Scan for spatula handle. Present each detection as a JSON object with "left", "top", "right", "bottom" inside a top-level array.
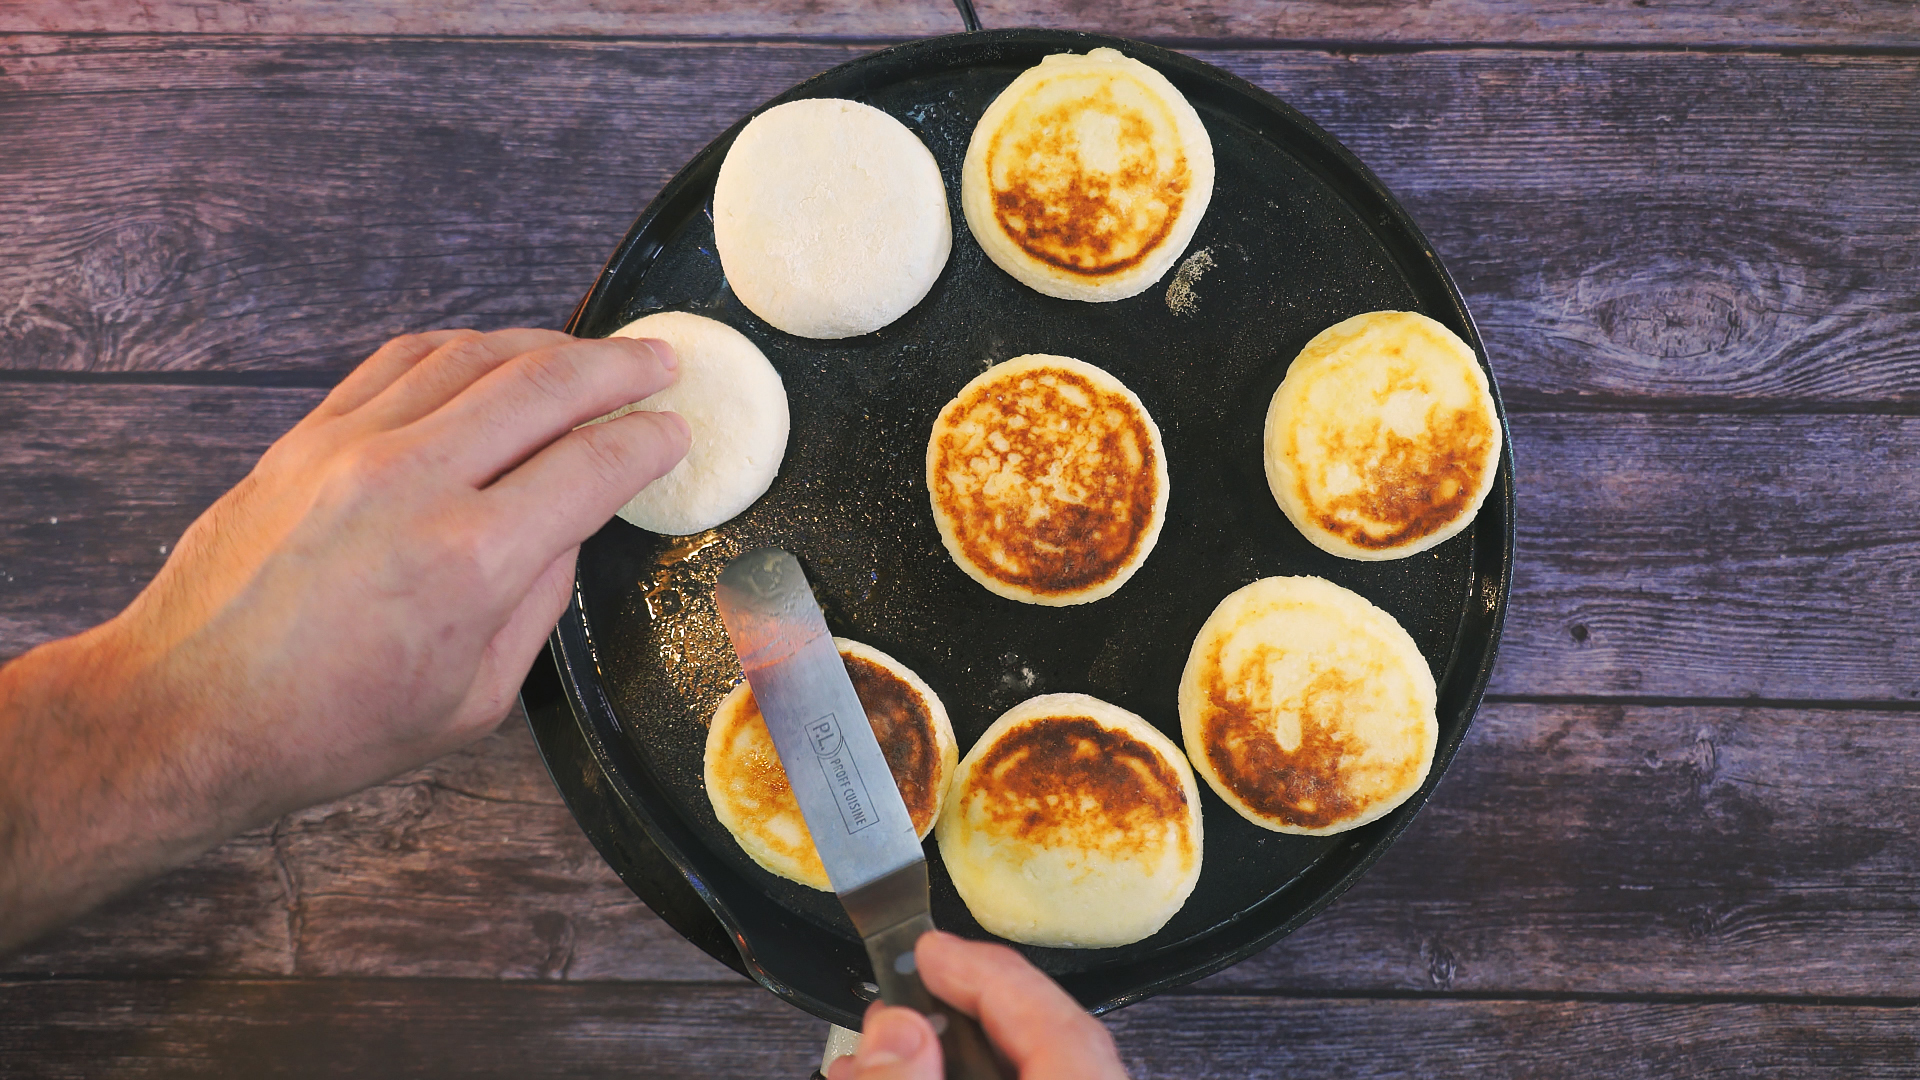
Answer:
[{"left": 865, "top": 915, "right": 1009, "bottom": 1080}]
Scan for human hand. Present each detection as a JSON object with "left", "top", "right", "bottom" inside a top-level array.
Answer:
[
  {"left": 0, "top": 328, "right": 687, "bottom": 948},
  {"left": 826, "top": 931, "right": 1129, "bottom": 1080}
]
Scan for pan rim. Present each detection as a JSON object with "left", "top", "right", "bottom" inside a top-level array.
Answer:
[{"left": 532, "top": 26, "right": 1516, "bottom": 1026}]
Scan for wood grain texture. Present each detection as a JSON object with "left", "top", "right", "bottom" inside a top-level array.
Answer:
[
  {"left": 1208, "top": 702, "right": 1920, "bottom": 996},
  {"left": 2, "top": 709, "right": 739, "bottom": 983},
  {"left": 3, "top": 980, "right": 1917, "bottom": 1078},
  {"left": 14, "top": 694, "right": 1920, "bottom": 998},
  {"left": 0, "top": 980, "right": 825, "bottom": 1078},
  {"left": 7, "top": 0, "right": 1919, "bottom": 47},
  {"left": 1498, "top": 411, "right": 1920, "bottom": 700},
  {"left": 8, "top": 385, "right": 1918, "bottom": 698},
  {"left": 0, "top": 384, "right": 313, "bottom": 653},
  {"left": 3, "top": 39, "right": 1916, "bottom": 408}
]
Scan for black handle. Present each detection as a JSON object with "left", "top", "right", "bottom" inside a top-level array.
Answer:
[
  {"left": 865, "top": 916, "right": 1009, "bottom": 1080},
  {"left": 950, "top": 0, "right": 983, "bottom": 32}
]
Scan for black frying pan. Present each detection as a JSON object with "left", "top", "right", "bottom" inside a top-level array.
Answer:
[{"left": 528, "top": 28, "right": 1515, "bottom": 1029}]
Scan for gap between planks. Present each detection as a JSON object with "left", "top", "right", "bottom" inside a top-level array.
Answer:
[
  {"left": 6, "top": 975, "right": 1919, "bottom": 1010},
  {"left": 8, "top": 370, "right": 1920, "bottom": 419},
  {"left": 7, "top": 32, "right": 1920, "bottom": 57}
]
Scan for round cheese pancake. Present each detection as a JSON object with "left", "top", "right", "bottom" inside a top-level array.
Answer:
[
  {"left": 961, "top": 48, "right": 1214, "bottom": 302},
  {"left": 1264, "top": 310, "right": 1502, "bottom": 560},
  {"left": 936, "top": 693, "right": 1202, "bottom": 948},
  {"left": 1179, "top": 576, "right": 1437, "bottom": 835},
  {"left": 927, "top": 355, "right": 1168, "bottom": 606},
  {"left": 705, "top": 639, "right": 957, "bottom": 891},
  {"left": 594, "top": 311, "right": 788, "bottom": 536},
  {"left": 714, "top": 97, "right": 952, "bottom": 339}
]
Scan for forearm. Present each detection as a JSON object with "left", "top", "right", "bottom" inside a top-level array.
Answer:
[
  {"left": 0, "top": 328, "right": 687, "bottom": 956},
  {"left": 0, "top": 620, "right": 256, "bottom": 954}
]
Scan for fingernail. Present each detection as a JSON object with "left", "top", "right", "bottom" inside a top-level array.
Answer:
[
  {"left": 646, "top": 338, "right": 678, "bottom": 372},
  {"left": 858, "top": 1007, "right": 928, "bottom": 1066}
]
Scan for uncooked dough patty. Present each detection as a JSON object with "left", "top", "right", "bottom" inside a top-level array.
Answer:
[
  {"left": 704, "top": 638, "right": 956, "bottom": 891},
  {"left": 595, "top": 311, "right": 788, "bottom": 536},
  {"left": 714, "top": 97, "right": 952, "bottom": 339},
  {"left": 935, "top": 693, "right": 1203, "bottom": 948},
  {"left": 1264, "top": 310, "right": 1502, "bottom": 560},
  {"left": 961, "top": 48, "right": 1214, "bottom": 302},
  {"left": 926, "top": 355, "right": 1168, "bottom": 606},
  {"left": 1179, "top": 576, "right": 1437, "bottom": 835}
]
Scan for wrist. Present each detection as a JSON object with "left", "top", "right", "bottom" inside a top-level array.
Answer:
[{"left": 0, "top": 616, "right": 257, "bottom": 951}]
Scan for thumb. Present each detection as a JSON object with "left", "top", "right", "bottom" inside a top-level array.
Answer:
[{"left": 827, "top": 1004, "right": 942, "bottom": 1080}]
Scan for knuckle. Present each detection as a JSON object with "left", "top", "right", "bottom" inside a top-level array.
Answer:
[
  {"left": 439, "top": 521, "right": 505, "bottom": 588},
  {"left": 575, "top": 419, "right": 645, "bottom": 489},
  {"left": 333, "top": 434, "right": 420, "bottom": 498},
  {"left": 436, "top": 333, "right": 500, "bottom": 373},
  {"left": 518, "top": 345, "right": 588, "bottom": 403}
]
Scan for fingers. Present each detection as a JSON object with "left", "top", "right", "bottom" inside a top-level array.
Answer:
[
  {"left": 318, "top": 329, "right": 481, "bottom": 419},
  {"left": 916, "top": 931, "right": 1129, "bottom": 1079},
  {"left": 484, "top": 406, "right": 691, "bottom": 564},
  {"left": 415, "top": 336, "right": 680, "bottom": 486},
  {"left": 454, "top": 545, "right": 579, "bottom": 734},
  {"left": 825, "top": 1004, "right": 941, "bottom": 1080},
  {"left": 359, "top": 328, "right": 578, "bottom": 431}
]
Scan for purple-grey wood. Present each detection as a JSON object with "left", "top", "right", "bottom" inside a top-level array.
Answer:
[
  {"left": 1, "top": 715, "right": 741, "bottom": 984},
  {"left": 1205, "top": 702, "right": 1920, "bottom": 996},
  {"left": 12, "top": 687, "right": 1920, "bottom": 997},
  {"left": 2, "top": 40, "right": 1916, "bottom": 409},
  {"left": 5, "top": 0, "right": 1918, "bottom": 47},
  {"left": 7, "top": 385, "right": 1918, "bottom": 699},
  {"left": 4, "top": 17, "right": 1916, "bottom": 1069},
  {"left": 2, "top": 979, "right": 1917, "bottom": 1077},
  {"left": 0, "top": 979, "right": 826, "bottom": 1078}
]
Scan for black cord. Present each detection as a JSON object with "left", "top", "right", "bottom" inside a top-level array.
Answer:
[{"left": 951, "top": 0, "right": 984, "bottom": 32}]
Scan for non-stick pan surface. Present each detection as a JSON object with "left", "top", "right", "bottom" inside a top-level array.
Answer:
[{"left": 534, "top": 28, "right": 1515, "bottom": 1028}]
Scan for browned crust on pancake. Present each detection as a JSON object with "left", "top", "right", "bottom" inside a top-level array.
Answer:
[
  {"left": 1193, "top": 642, "right": 1421, "bottom": 831},
  {"left": 930, "top": 365, "right": 1160, "bottom": 597},
  {"left": 969, "top": 715, "right": 1194, "bottom": 861},
  {"left": 1290, "top": 402, "right": 1498, "bottom": 552},
  {"left": 985, "top": 85, "right": 1189, "bottom": 281},
  {"left": 846, "top": 654, "right": 941, "bottom": 830},
  {"left": 721, "top": 655, "right": 942, "bottom": 833}
]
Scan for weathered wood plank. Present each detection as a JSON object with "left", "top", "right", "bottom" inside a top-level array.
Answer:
[
  {"left": 1112, "top": 996, "right": 1920, "bottom": 1078},
  {"left": 1500, "top": 411, "right": 1920, "bottom": 700},
  {"left": 3, "top": 979, "right": 1917, "bottom": 1078},
  {"left": 7, "top": 385, "right": 1918, "bottom": 698},
  {"left": 0, "top": 384, "right": 314, "bottom": 653},
  {"left": 2, "top": 39, "right": 1915, "bottom": 407},
  {"left": 1208, "top": 702, "right": 1920, "bottom": 996},
  {"left": 2, "top": 710, "right": 743, "bottom": 983},
  {"left": 15, "top": 698, "right": 1920, "bottom": 998},
  {"left": 0, "top": 980, "right": 825, "bottom": 1078},
  {"left": 7, "top": 0, "right": 1918, "bottom": 47}
]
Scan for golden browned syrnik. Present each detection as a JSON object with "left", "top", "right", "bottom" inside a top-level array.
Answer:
[
  {"left": 1178, "top": 576, "right": 1438, "bottom": 836},
  {"left": 935, "top": 693, "right": 1204, "bottom": 948},
  {"left": 962, "top": 48, "right": 1216, "bottom": 302},
  {"left": 927, "top": 355, "right": 1169, "bottom": 606},
  {"left": 1264, "top": 310, "right": 1502, "bottom": 561},
  {"left": 704, "top": 639, "right": 955, "bottom": 890}
]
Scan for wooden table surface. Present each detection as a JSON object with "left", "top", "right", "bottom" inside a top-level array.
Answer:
[{"left": 4, "top": 1, "right": 1918, "bottom": 1075}]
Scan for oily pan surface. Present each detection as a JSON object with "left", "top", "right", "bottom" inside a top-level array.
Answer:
[{"left": 564, "top": 33, "right": 1506, "bottom": 989}]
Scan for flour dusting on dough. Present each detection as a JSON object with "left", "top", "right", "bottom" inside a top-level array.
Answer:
[{"left": 1166, "top": 247, "right": 1215, "bottom": 316}]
